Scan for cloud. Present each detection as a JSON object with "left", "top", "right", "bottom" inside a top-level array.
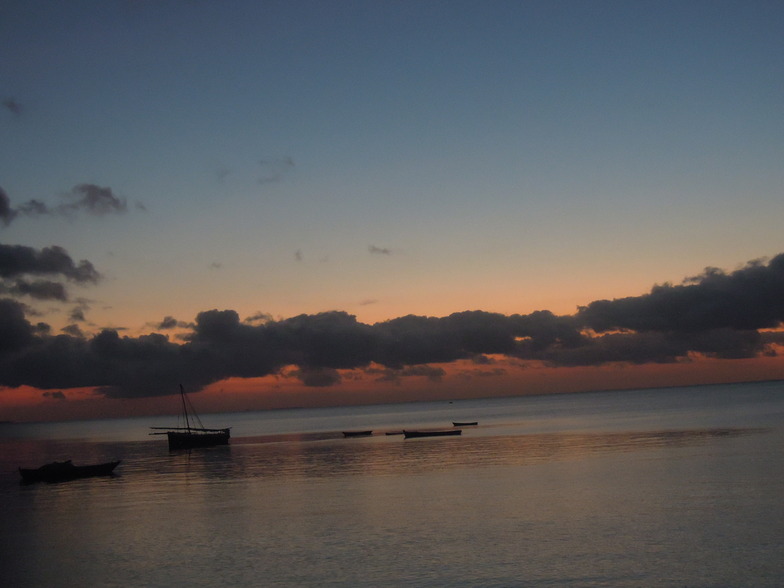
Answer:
[
  {"left": 371, "top": 365, "right": 446, "bottom": 384},
  {"left": 0, "top": 244, "right": 101, "bottom": 284},
  {"left": 2, "top": 98, "right": 22, "bottom": 116},
  {"left": 62, "top": 324, "right": 85, "bottom": 338},
  {"left": 577, "top": 255, "right": 784, "bottom": 332},
  {"left": 0, "top": 298, "right": 37, "bottom": 354},
  {"left": 0, "top": 188, "right": 17, "bottom": 225},
  {"left": 0, "top": 254, "right": 783, "bottom": 400},
  {"left": 0, "top": 279, "right": 68, "bottom": 301},
  {"left": 258, "top": 156, "right": 295, "bottom": 184},
  {"left": 400, "top": 365, "right": 446, "bottom": 381},
  {"left": 158, "top": 316, "right": 179, "bottom": 330},
  {"left": 243, "top": 312, "right": 273, "bottom": 325},
  {"left": 69, "top": 305, "right": 88, "bottom": 323},
  {"left": 292, "top": 366, "right": 342, "bottom": 387},
  {"left": 43, "top": 390, "right": 66, "bottom": 400},
  {"left": 369, "top": 245, "right": 392, "bottom": 255},
  {"left": 216, "top": 166, "right": 231, "bottom": 182},
  {"left": 0, "top": 245, "right": 100, "bottom": 321},
  {"left": 0, "top": 184, "right": 138, "bottom": 225},
  {"left": 17, "top": 200, "right": 49, "bottom": 216},
  {"left": 59, "top": 184, "right": 128, "bottom": 216},
  {"left": 155, "top": 315, "right": 193, "bottom": 330}
]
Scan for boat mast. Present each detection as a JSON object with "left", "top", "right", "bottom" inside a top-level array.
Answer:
[{"left": 180, "top": 384, "right": 192, "bottom": 433}]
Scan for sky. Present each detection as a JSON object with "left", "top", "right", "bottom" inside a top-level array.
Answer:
[{"left": 1, "top": 0, "right": 784, "bottom": 422}]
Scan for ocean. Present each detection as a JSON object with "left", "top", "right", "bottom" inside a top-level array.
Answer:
[{"left": 1, "top": 381, "right": 783, "bottom": 587}]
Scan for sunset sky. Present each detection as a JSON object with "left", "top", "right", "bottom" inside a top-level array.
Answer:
[{"left": 2, "top": 1, "right": 784, "bottom": 422}]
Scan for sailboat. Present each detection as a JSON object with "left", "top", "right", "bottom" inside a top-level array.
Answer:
[{"left": 150, "top": 384, "right": 231, "bottom": 450}]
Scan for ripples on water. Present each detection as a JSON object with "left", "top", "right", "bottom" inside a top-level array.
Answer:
[
  {"left": 2, "top": 382, "right": 784, "bottom": 587},
  {"left": 4, "top": 425, "right": 761, "bottom": 482}
]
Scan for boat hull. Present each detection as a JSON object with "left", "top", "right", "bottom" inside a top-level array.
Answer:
[
  {"left": 403, "top": 430, "right": 462, "bottom": 439},
  {"left": 151, "top": 385, "right": 231, "bottom": 450},
  {"left": 167, "top": 429, "right": 230, "bottom": 450},
  {"left": 343, "top": 431, "right": 373, "bottom": 438},
  {"left": 19, "top": 460, "right": 121, "bottom": 483},
  {"left": 452, "top": 421, "right": 478, "bottom": 426}
]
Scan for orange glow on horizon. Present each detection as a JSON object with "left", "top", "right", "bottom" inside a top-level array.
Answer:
[{"left": 2, "top": 352, "right": 784, "bottom": 423}]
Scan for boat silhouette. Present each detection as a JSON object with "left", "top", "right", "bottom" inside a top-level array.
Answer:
[{"left": 150, "top": 384, "right": 230, "bottom": 449}]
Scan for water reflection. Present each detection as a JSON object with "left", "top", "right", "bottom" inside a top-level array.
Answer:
[
  {"left": 1, "top": 420, "right": 779, "bottom": 588},
  {"left": 119, "top": 426, "right": 763, "bottom": 484},
  {"left": 1, "top": 426, "right": 763, "bottom": 489}
]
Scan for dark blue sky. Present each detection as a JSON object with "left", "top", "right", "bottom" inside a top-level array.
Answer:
[{"left": 2, "top": 0, "right": 783, "bottom": 333}]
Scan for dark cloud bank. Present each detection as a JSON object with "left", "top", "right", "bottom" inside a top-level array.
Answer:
[{"left": 1, "top": 251, "right": 784, "bottom": 400}]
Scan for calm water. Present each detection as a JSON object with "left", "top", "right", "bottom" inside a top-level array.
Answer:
[{"left": 2, "top": 382, "right": 783, "bottom": 587}]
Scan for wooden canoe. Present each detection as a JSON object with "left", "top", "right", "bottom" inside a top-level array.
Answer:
[{"left": 19, "top": 460, "right": 121, "bottom": 483}]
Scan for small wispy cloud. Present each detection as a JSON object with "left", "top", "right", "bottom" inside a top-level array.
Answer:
[
  {"left": 369, "top": 245, "right": 392, "bottom": 255},
  {"left": 155, "top": 316, "right": 192, "bottom": 330},
  {"left": 1, "top": 184, "right": 142, "bottom": 226},
  {"left": 60, "top": 184, "right": 128, "bottom": 216},
  {"left": 258, "top": 156, "right": 295, "bottom": 184},
  {"left": 216, "top": 166, "right": 231, "bottom": 182},
  {"left": 158, "top": 316, "right": 178, "bottom": 330},
  {"left": 243, "top": 312, "right": 273, "bottom": 325},
  {"left": 2, "top": 98, "right": 22, "bottom": 116},
  {"left": 69, "top": 299, "right": 92, "bottom": 322}
]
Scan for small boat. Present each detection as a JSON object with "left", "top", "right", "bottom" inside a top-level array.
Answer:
[
  {"left": 19, "top": 460, "right": 121, "bottom": 483},
  {"left": 452, "top": 421, "right": 478, "bottom": 426},
  {"left": 404, "top": 430, "right": 462, "bottom": 439},
  {"left": 343, "top": 430, "right": 373, "bottom": 438},
  {"left": 385, "top": 431, "right": 405, "bottom": 436},
  {"left": 150, "top": 384, "right": 230, "bottom": 450}
]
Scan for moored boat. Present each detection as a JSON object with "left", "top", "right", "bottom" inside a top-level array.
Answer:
[
  {"left": 150, "top": 384, "right": 230, "bottom": 450},
  {"left": 343, "top": 430, "right": 373, "bottom": 437},
  {"left": 19, "top": 460, "right": 121, "bottom": 483},
  {"left": 452, "top": 421, "right": 478, "bottom": 426},
  {"left": 164, "top": 428, "right": 231, "bottom": 449},
  {"left": 403, "top": 429, "right": 462, "bottom": 439}
]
